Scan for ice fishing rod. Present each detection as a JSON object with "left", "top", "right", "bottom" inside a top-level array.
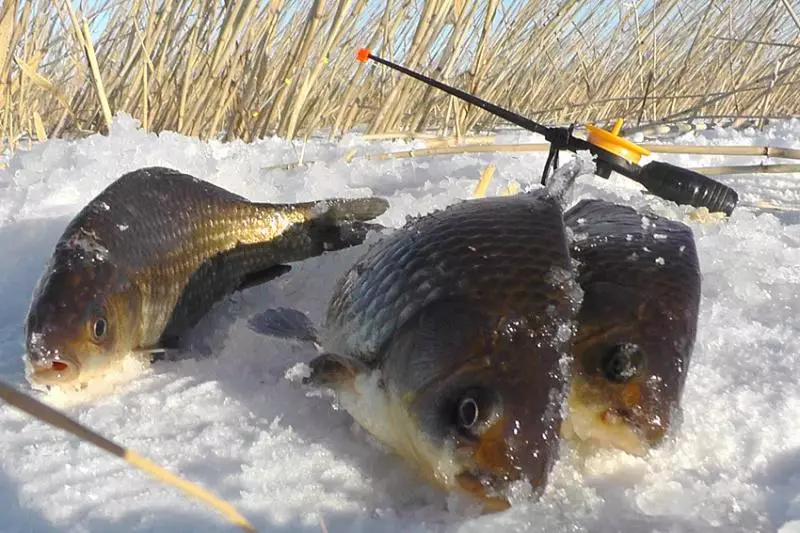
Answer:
[{"left": 356, "top": 48, "right": 739, "bottom": 215}]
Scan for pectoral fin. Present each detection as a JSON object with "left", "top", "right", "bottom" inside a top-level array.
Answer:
[
  {"left": 305, "top": 353, "right": 368, "bottom": 391},
  {"left": 248, "top": 307, "right": 319, "bottom": 344}
]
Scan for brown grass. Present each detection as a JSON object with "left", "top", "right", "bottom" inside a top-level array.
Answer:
[{"left": 3, "top": 0, "right": 800, "bottom": 151}]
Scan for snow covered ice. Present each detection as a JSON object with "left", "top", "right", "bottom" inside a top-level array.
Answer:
[{"left": 1, "top": 114, "right": 800, "bottom": 532}]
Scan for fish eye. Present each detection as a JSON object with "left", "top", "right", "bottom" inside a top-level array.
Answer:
[
  {"left": 602, "top": 343, "right": 644, "bottom": 383},
  {"left": 458, "top": 397, "right": 479, "bottom": 430},
  {"left": 453, "top": 388, "right": 501, "bottom": 437},
  {"left": 91, "top": 317, "right": 108, "bottom": 342}
]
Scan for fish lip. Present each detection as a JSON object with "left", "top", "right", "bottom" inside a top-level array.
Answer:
[
  {"left": 603, "top": 408, "right": 649, "bottom": 450},
  {"left": 27, "top": 355, "right": 81, "bottom": 385},
  {"left": 609, "top": 406, "right": 669, "bottom": 448},
  {"left": 454, "top": 470, "right": 512, "bottom": 513},
  {"left": 566, "top": 378, "right": 671, "bottom": 455},
  {"left": 564, "top": 404, "right": 653, "bottom": 456}
]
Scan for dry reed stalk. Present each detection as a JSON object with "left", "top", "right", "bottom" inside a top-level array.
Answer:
[
  {"left": 284, "top": 0, "right": 359, "bottom": 139},
  {"left": 80, "top": 16, "right": 113, "bottom": 130},
  {"left": 645, "top": 144, "right": 800, "bottom": 159},
  {"left": 423, "top": 135, "right": 496, "bottom": 149},
  {"left": 32, "top": 110, "right": 46, "bottom": 140},
  {"left": 0, "top": 0, "right": 16, "bottom": 142},
  {"left": 363, "top": 143, "right": 551, "bottom": 161},
  {"left": 711, "top": 35, "right": 800, "bottom": 49},
  {"left": 409, "top": 2, "right": 478, "bottom": 133},
  {"left": 691, "top": 163, "right": 800, "bottom": 175},
  {"left": 62, "top": 2, "right": 113, "bottom": 131},
  {"left": 7, "top": 0, "right": 800, "bottom": 147},
  {"left": 359, "top": 142, "right": 800, "bottom": 161},
  {"left": 13, "top": 56, "right": 74, "bottom": 115},
  {"left": 747, "top": 201, "right": 800, "bottom": 212},
  {"left": 265, "top": 138, "right": 800, "bottom": 175},
  {"left": 780, "top": 0, "right": 800, "bottom": 31},
  {"left": 501, "top": 182, "right": 521, "bottom": 196},
  {"left": 177, "top": 25, "right": 199, "bottom": 133},
  {"left": 15, "top": 2, "right": 31, "bottom": 140},
  {"left": 141, "top": 57, "right": 148, "bottom": 132},
  {"left": 0, "top": 380, "right": 257, "bottom": 533},
  {"left": 473, "top": 164, "right": 496, "bottom": 198}
]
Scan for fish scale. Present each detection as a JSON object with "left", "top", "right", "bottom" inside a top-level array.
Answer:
[
  {"left": 567, "top": 200, "right": 699, "bottom": 304},
  {"left": 323, "top": 193, "right": 576, "bottom": 363}
]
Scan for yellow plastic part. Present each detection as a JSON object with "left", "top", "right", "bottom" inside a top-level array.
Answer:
[{"left": 585, "top": 119, "right": 651, "bottom": 164}]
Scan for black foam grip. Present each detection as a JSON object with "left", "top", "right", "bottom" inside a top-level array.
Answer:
[{"left": 636, "top": 161, "right": 739, "bottom": 215}]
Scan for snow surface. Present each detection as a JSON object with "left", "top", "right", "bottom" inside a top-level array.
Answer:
[{"left": 1, "top": 114, "right": 800, "bottom": 533}]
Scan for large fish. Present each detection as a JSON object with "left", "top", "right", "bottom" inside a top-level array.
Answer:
[
  {"left": 252, "top": 191, "right": 582, "bottom": 511},
  {"left": 561, "top": 199, "right": 701, "bottom": 456},
  {"left": 24, "top": 166, "right": 389, "bottom": 389}
]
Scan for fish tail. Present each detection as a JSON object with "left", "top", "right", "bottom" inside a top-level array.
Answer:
[
  {"left": 302, "top": 197, "right": 390, "bottom": 223},
  {"left": 276, "top": 196, "right": 389, "bottom": 254},
  {"left": 317, "top": 220, "right": 385, "bottom": 250},
  {"left": 214, "top": 196, "right": 388, "bottom": 282}
]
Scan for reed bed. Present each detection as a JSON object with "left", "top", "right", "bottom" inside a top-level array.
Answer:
[{"left": 3, "top": 0, "right": 800, "bottom": 151}]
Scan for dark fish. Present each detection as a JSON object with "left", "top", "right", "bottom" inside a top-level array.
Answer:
[
  {"left": 252, "top": 191, "right": 581, "bottom": 511},
  {"left": 562, "top": 199, "right": 701, "bottom": 455},
  {"left": 24, "top": 166, "right": 388, "bottom": 388}
]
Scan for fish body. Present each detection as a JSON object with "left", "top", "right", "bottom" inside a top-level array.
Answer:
[
  {"left": 302, "top": 192, "right": 581, "bottom": 510},
  {"left": 25, "top": 166, "right": 388, "bottom": 388},
  {"left": 562, "top": 199, "right": 701, "bottom": 455}
]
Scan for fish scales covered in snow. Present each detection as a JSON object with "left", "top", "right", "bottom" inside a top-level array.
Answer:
[
  {"left": 562, "top": 199, "right": 701, "bottom": 455},
  {"left": 25, "top": 166, "right": 388, "bottom": 388},
  {"left": 303, "top": 191, "right": 582, "bottom": 511}
]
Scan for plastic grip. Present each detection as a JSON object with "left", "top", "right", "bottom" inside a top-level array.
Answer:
[{"left": 636, "top": 161, "right": 739, "bottom": 215}]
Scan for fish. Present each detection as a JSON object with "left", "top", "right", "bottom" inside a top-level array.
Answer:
[
  {"left": 251, "top": 191, "right": 582, "bottom": 511},
  {"left": 561, "top": 198, "right": 701, "bottom": 456},
  {"left": 24, "top": 166, "right": 389, "bottom": 389}
]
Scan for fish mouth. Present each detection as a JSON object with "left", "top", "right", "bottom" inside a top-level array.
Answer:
[
  {"left": 454, "top": 470, "right": 512, "bottom": 512},
  {"left": 563, "top": 377, "right": 672, "bottom": 456},
  {"left": 563, "top": 400, "right": 668, "bottom": 456},
  {"left": 27, "top": 357, "right": 81, "bottom": 386},
  {"left": 449, "top": 419, "right": 534, "bottom": 513},
  {"left": 562, "top": 404, "right": 646, "bottom": 455}
]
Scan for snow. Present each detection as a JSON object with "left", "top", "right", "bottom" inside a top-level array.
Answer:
[{"left": 1, "top": 113, "right": 800, "bottom": 532}]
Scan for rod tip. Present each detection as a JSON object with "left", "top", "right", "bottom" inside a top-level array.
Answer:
[{"left": 356, "top": 48, "right": 371, "bottom": 63}]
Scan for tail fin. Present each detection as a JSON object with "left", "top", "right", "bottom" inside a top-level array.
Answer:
[
  {"left": 298, "top": 196, "right": 389, "bottom": 255},
  {"left": 308, "top": 197, "right": 390, "bottom": 223},
  {"left": 319, "top": 220, "right": 385, "bottom": 250}
]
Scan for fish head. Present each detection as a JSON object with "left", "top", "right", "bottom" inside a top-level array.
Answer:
[
  {"left": 564, "top": 252, "right": 700, "bottom": 456},
  {"left": 24, "top": 247, "right": 139, "bottom": 387},
  {"left": 380, "top": 300, "right": 572, "bottom": 511}
]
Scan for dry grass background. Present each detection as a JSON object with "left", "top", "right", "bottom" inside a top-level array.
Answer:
[{"left": 3, "top": 0, "right": 800, "bottom": 152}]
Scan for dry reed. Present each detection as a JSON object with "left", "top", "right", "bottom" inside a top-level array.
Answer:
[
  {"left": 3, "top": 0, "right": 800, "bottom": 151},
  {"left": 0, "top": 380, "right": 256, "bottom": 532}
]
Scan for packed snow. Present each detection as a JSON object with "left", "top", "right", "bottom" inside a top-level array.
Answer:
[{"left": 1, "top": 114, "right": 800, "bottom": 533}]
